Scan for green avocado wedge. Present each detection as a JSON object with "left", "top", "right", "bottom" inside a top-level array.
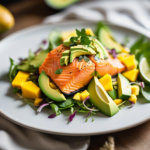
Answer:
[
  {"left": 88, "top": 76, "right": 119, "bottom": 116},
  {"left": 98, "top": 27, "right": 123, "bottom": 53},
  {"left": 118, "top": 73, "right": 131, "bottom": 99},
  {"left": 38, "top": 71, "right": 66, "bottom": 102},
  {"left": 45, "top": 0, "right": 79, "bottom": 10}
]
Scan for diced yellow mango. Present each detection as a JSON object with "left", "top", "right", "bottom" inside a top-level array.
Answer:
[
  {"left": 128, "top": 94, "right": 137, "bottom": 104},
  {"left": 49, "top": 82, "right": 57, "bottom": 89},
  {"left": 80, "top": 90, "right": 90, "bottom": 101},
  {"left": 73, "top": 93, "right": 81, "bottom": 101},
  {"left": 99, "top": 74, "right": 113, "bottom": 91},
  {"left": 114, "top": 99, "right": 123, "bottom": 105},
  {"left": 12, "top": 71, "right": 30, "bottom": 88},
  {"left": 117, "top": 53, "right": 130, "bottom": 62},
  {"left": 122, "top": 69, "right": 139, "bottom": 82},
  {"left": 21, "top": 81, "right": 41, "bottom": 99},
  {"left": 121, "top": 55, "right": 136, "bottom": 70},
  {"left": 34, "top": 98, "right": 43, "bottom": 106},
  {"left": 121, "top": 47, "right": 130, "bottom": 53},
  {"left": 85, "top": 28, "right": 94, "bottom": 36},
  {"left": 131, "top": 85, "right": 140, "bottom": 95}
]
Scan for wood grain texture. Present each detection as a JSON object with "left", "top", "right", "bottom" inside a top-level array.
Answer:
[{"left": 1, "top": 0, "right": 150, "bottom": 149}]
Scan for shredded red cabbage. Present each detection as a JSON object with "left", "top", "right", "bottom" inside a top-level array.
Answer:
[
  {"left": 18, "top": 58, "right": 23, "bottom": 62},
  {"left": 42, "top": 40, "right": 47, "bottom": 45},
  {"left": 48, "top": 113, "right": 56, "bottom": 118},
  {"left": 69, "top": 106, "right": 80, "bottom": 122},
  {"left": 83, "top": 96, "right": 99, "bottom": 111},
  {"left": 107, "top": 49, "right": 117, "bottom": 58},
  {"left": 35, "top": 48, "right": 42, "bottom": 55},
  {"left": 130, "top": 82, "right": 145, "bottom": 88},
  {"left": 129, "top": 100, "right": 135, "bottom": 108},
  {"left": 37, "top": 102, "right": 53, "bottom": 113}
]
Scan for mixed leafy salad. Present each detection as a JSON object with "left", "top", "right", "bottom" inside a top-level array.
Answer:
[{"left": 9, "top": 22, "right": 150, "bottom": 122}]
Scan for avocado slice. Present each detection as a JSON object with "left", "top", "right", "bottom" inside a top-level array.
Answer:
[
  {"left": 45, "top": 0, "right": 79, "bottom": 9},
  {"left": 88, "top": 76, "right": 119, "bottom": 116},
  {"left": 63, "top": 37, "right": 71, "bottom": 47},
  {"left": 98, "top": 28, "right": 123, "bottom": 53},
  {"left": 38, "top": 71, "right": 66, "bottom": 102},
  {"left": 30, "top": 50, "right": 49, "bottom": 68},
  {"left": 70, "top": 45, "right": 96, "bottom": 63},
  {"left": 91, "top": 38, "right": 108, "bottom": 59},
  {"left": 60, "top": 50, "right": 70, "bottom": 66},
  {"left": 107, "top": 87, "right": 118, "bottom": 100},
  {"left": 118, "top": 73, "right": 131, "bottom": 99}
]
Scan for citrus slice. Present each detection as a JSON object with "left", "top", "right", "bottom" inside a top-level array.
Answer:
[{"left": 139, "top": 57, "right": 150, "bottom": 84}]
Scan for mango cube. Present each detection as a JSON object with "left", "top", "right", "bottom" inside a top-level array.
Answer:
[
  {"left": 122, "top": 69, "right": 139, "bottom": 82},
  {"left": 21, "top": 81, "right": 41, "bottom": 99},
  {"left": 12, "top": 71, "right": 30, "bottom": 88},
  {"left": 80, "top": 90, "right": 90, "bottom": 101},
  {"left": 34, "top": 98, "right": 43, "bottom": 106},
  {"left": 99, "top": 74, "right": 113, "bottom": 91},
  {"left": 49, "top": 82, "right": 57, "bottom": 89},
  {"left": 114, "top": 99, "right": 123, "bottom": 105},
  {"left": 121, "top": 55, "right": 136, "bottom": 70},
  {"left": 121, "top": 47, "right": 130, "bottom": 53},
  {"left": 73, "top": 93, "right": 81, "bottom": 101},
  {"left": 128, "top": 94, "right": 137, "bottom": 104},
  {"left": 117, "top": 53, "right": 130, "bottom": 62},
  {"left": 85, "top": 28, "right": 94, "bottom": 36},
  {"left": 131, "top": 85, "right": 140, "bottom": 95}
]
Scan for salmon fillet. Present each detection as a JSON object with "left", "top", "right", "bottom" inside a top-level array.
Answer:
[
  {"left": 39, "top": 45, "right": 95, "bottom": 94},
  {"left": 89, "top": 55, "right": 125, "bottom": 76}
]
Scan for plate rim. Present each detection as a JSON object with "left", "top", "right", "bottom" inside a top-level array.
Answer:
[{"left": 0, "top": 20, "right": 150, "bottom": 136}]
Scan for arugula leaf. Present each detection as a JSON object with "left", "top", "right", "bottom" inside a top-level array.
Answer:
[
  {"left": 83, "top": 55, "right": 90, "bottom": 62},
  {"left": 81, "top": 36, "right": 91, "bottom": 45},
  {"left": 13, "top": 87, "right": 21, "bottom": 93},
  {"left": 50, "top": 103, "right": 61, "bottom": 116},
  {"left": 130, "top": 35, "right": 145, "bottom": 54},
  {"left": 78, "top": 56, "right": 83, "bottom": 62},
  {"left": 55, "top": 69, "right": 63, "bottom": 74},
  {"left": 9, "top": 58, "right": 18, "bottom": 82}
]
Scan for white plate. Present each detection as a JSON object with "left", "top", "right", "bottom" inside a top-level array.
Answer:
[{"left": 0, "top": 21, "right": 150, "bottom": 136}]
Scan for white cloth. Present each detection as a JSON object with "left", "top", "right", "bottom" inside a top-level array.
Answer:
[
  {"left": 43, "top": 0, "right": 150, "bottom": 37},
  {"left": 0, "top": 1, "right": 150, "bottom": 150},
  {"left": 0, "top": 115, "right": 90, "bottom": 150}
]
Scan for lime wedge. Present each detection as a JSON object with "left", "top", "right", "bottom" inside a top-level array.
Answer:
[{"left": 139, "top": 57, "right": 150, "bottom": 84}]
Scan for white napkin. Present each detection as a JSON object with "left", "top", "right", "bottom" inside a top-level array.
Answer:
[
  {"left": 43, "top": 0, "right": 150, "bottom": 37},
  {"left": 0, "top": 115, "right": 90, "bottom": 150}
]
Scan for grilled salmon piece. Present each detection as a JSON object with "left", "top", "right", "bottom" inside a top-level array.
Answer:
[
  {"left": 39, "top": 45, "right": 95, "bottom": 94},
  {"left": 89, "top": 55, "right": 125, "bottom": 76}
]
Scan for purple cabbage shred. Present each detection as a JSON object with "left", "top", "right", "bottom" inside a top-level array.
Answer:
[
  {"left": 35, "top": 48, "right": 42, "bottom": 55},
  {"left": 48, "top": 113, "right": 56, "bottom": 118},
  {"left": 130, "top": 82, "right": 145, "bottom": 88},
  {"left": 42, "top": 40, "right": 47, "bottom": 45},
  {"left": 69, "top": 106, "right": 80, "bottom": 122},
  {"left": 107, "top": 48, "right": 117, "bottom": 58}
]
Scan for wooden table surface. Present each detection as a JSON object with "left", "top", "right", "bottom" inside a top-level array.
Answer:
[{"left": 1, "top": 1, "right": 150, "bottom": 150}]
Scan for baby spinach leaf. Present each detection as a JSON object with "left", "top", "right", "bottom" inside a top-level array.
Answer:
[
  {"left": 141, "top": 85, "right": 150, "bottom": 101},
  {"left": 48, "top": 30, "right": 62, "bottom": 50},
  {"left": 9, "top": 58, "right": 18, "bottom": 82},
  {"left": 50, "top": 103, "right": 61, "bottom": 116},
  {"left": 58, "top": 97, "right": 76, "bottom": 108},
  {"left": 130, "top": 35, "right": 145, "bottom": 54},
  {"left": 55, "top": 69, "right": 63, "bottom": 74}
]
